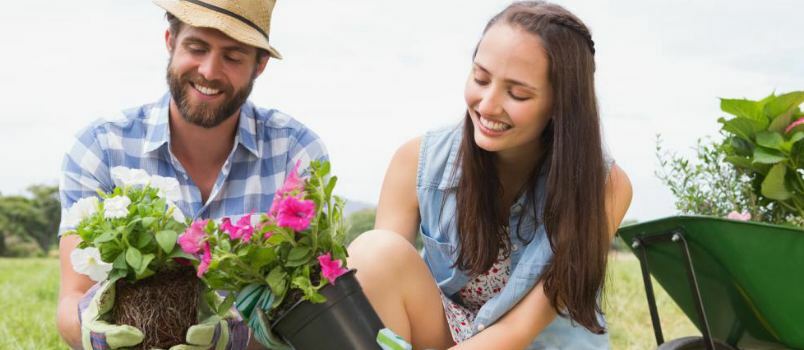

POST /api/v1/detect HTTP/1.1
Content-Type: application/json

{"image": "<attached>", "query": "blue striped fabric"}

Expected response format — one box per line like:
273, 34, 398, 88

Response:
58, 93, 328, 236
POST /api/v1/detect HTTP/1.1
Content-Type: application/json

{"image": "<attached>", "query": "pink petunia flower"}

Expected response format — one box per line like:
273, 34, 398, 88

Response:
235, 213, 255, 241
318, 253, 348, 284
178, 219, 208, 254
197, 242, 212, 277
785, 117, 804, 134
726, 211, 751, 221
221, 218, 238, 238
275, 196, 316, 232
279, 160, 304, 196
269, 161, 305, 217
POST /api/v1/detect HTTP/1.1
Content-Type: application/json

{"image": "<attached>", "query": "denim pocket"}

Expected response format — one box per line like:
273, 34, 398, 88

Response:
420, 233, 457, 283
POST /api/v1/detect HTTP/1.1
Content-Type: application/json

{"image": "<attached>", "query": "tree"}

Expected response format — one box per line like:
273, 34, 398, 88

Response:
345, 208, 376, 245
0, 184, 61, 256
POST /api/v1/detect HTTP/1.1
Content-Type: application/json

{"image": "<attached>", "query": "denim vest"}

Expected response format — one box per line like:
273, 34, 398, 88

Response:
416, 125, 610, 349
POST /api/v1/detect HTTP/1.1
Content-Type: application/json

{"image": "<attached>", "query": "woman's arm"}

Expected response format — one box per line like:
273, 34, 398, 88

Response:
452, 164, 633, 349
374, 137, 422, 244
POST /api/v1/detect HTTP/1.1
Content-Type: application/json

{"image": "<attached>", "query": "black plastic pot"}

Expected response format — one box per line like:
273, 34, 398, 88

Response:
272, 269, 384, 350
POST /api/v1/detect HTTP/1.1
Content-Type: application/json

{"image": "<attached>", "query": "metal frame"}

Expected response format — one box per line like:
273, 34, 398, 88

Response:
631, 230, 717, 350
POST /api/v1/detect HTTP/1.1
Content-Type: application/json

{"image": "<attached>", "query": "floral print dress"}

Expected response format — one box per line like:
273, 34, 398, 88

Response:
440, 247, 512, 343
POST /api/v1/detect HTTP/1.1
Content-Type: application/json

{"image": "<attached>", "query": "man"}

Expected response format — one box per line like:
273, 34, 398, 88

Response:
56, 0, 327, 348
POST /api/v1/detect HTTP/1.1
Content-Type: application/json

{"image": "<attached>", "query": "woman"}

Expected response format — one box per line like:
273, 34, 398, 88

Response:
348, 1, 632, 349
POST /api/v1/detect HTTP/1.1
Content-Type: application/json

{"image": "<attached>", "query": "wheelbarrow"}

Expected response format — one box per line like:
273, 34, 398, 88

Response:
617, 216, 804, 350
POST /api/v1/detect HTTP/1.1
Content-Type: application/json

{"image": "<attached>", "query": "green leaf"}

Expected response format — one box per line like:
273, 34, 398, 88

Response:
286, 246, 313, 267
99, 242, 122, 262
139, 254, 155, 274
781, 132, 804, 153
133, 232, 153, 249
167, 249, 195, 260
719, 117, 766, 141
752, 147, 786, 164
325, 176, 338, 198
141, 217, 157, 228
763, 91, 804, 119
755, 131, 784, 150
761, 163, 792, 200
108, 268, 127, 281
248, 247, 277, 270
266, 266, 287, 298
93, 231, 117, 245
156, 230, 178, 254
125, 247, 143, 271
729, 136, 754, 157
720, 98, 765, 121
217, 294, 236, 317
113, 252, 128, 269
135, 268, 155, 280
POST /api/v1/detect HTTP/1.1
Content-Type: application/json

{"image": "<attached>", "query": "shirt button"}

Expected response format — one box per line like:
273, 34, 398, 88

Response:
477, 324, 485, 331
512, 244, 519, 251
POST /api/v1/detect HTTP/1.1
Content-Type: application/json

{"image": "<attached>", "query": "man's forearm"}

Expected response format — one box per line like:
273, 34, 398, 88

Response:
57, 293, 83, 350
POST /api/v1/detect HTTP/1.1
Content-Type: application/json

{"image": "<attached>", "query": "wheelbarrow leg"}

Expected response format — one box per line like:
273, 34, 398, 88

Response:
633, 238, 665, 346
672, 232, 716, 350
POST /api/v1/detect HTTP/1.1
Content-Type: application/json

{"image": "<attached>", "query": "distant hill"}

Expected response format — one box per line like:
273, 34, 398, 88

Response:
344, 199, 375, 216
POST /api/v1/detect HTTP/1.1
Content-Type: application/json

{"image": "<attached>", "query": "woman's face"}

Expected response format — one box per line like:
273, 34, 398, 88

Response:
465, 23, 554, 160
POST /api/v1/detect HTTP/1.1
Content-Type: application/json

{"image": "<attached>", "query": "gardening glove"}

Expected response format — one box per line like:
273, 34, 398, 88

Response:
377, 328, 413, 350
235, 283, 293, 350
79, 281, 145, 349
78, 282, 248, 350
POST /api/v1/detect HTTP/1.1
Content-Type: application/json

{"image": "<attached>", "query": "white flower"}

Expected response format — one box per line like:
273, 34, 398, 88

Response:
70, 247, 113, 282
111, 167, 151, 188
63, 197, 100, 227
104, 196, 132, 219
167, 201, 186, 223
150, 175, 182, 202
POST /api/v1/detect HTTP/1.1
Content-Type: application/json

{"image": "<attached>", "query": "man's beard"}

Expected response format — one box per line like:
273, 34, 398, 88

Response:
166, 58, 255, 129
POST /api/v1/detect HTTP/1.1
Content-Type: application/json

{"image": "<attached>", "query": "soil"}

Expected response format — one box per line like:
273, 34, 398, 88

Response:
112, 266, 200, 350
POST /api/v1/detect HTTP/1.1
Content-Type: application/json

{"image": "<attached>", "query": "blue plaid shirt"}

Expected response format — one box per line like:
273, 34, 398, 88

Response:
58, 93, 328, 236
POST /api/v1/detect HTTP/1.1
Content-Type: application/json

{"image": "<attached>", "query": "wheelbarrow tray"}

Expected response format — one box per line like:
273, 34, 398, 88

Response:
617, 216, 804, 349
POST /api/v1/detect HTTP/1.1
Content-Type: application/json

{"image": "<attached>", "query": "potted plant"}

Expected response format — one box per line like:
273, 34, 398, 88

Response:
180, 161, 384, 349
64, 167, 206, 349
657, 90, 804, 226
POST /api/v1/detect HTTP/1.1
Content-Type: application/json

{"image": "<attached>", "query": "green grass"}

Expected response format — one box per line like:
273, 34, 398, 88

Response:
1, 255, 698, 349
0, 258, 70, 350
605, 252, 699, 349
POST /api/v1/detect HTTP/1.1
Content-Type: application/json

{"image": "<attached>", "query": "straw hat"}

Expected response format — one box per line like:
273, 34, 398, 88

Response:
153, 0, 282, 59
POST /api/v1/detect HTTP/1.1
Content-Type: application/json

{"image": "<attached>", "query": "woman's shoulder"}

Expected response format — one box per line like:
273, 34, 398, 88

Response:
418, 124, 463, 190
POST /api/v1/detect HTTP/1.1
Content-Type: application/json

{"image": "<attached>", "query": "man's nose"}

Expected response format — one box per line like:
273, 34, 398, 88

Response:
196, 54, 224, 82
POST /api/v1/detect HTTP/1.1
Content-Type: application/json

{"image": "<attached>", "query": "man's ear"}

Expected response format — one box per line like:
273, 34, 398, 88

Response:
254, 55, 270, 78
165, 29, 174, 53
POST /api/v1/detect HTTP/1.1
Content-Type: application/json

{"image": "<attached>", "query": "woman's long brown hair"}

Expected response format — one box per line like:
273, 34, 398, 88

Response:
452, 1, 609, 333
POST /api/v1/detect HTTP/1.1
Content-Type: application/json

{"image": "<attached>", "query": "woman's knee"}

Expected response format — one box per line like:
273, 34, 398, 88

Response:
348, 229, 420, 274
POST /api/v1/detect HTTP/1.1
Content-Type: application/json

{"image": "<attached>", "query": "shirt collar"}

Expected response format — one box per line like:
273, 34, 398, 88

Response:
141, 93, 261, 158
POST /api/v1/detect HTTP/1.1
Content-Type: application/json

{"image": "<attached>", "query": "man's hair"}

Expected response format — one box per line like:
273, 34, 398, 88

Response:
165, 12, 270, 61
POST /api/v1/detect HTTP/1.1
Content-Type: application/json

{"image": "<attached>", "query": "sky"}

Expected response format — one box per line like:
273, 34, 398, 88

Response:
0, 0, 802, 222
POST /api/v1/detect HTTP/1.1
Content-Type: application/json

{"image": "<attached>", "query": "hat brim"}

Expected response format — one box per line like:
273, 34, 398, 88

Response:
153, 0, 282, 59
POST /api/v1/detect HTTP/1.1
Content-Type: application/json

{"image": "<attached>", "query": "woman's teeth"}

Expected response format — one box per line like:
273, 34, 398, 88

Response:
192, 83, 221, 96
480, 116, 511, 131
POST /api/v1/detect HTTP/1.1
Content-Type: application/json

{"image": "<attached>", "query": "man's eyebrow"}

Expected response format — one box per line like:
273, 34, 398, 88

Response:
474, 62, 538, 91
182, 37, 209, 47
